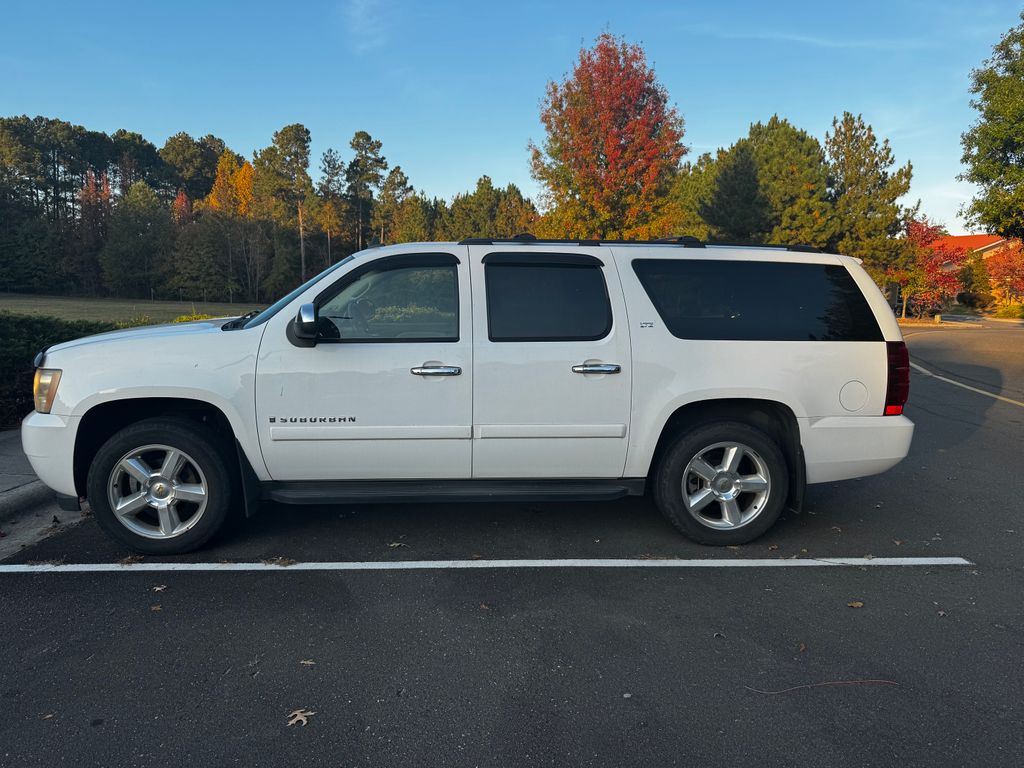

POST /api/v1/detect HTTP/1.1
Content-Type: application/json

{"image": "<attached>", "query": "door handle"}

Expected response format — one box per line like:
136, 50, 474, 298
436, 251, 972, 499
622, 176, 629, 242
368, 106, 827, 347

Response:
572, 363, 621, 374
411, 365, 462, 376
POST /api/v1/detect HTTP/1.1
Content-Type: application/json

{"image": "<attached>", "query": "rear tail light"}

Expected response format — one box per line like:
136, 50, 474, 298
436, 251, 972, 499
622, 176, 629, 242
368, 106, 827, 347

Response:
884, 341, 909, 415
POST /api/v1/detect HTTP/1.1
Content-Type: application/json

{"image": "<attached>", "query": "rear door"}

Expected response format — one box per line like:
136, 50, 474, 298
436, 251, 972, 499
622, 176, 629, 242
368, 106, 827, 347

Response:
468, 245, 632, 478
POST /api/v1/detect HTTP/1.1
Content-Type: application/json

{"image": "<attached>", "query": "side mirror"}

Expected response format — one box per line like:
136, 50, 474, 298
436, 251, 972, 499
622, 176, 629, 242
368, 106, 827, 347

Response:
292, 303, 318, 342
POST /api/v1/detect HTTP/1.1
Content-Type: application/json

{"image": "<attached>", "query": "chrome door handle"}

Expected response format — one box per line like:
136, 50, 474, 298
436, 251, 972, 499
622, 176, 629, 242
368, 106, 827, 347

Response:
572, 363, 621, 374
411, 365, 462, 376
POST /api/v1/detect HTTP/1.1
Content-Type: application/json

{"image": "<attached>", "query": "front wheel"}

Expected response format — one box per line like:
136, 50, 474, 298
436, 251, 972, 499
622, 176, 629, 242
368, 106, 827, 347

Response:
87, 418, 234, 554
653, 421, 789, 546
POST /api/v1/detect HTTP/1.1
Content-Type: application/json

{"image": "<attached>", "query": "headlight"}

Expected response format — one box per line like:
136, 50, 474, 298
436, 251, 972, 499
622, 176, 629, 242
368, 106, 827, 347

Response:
33, 369, 62, 413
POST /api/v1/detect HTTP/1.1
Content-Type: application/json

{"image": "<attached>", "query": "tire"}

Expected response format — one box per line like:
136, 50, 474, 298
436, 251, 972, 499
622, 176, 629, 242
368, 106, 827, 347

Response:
87, 418, 235, 555
653, 421, 789, 546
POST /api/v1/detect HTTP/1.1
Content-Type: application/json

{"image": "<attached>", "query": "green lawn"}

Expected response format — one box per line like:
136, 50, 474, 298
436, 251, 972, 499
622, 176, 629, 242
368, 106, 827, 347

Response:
0, 293, 262, 323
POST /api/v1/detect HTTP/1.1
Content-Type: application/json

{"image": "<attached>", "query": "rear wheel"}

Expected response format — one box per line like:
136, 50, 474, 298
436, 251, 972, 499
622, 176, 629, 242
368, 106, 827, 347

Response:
87, 418, 234, 554
654, 421, 788, 545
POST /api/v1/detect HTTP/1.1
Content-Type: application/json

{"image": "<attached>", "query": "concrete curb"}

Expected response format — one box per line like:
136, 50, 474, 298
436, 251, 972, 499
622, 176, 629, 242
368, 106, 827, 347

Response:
0, 480, 52, 525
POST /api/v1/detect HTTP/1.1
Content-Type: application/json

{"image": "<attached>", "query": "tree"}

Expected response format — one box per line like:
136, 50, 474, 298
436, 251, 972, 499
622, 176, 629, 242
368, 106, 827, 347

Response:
960, 12, 1024, 238
373, 166, 412, 243
110, 129, 162, 197
99, 181, 174, 297
70, 170, 112, 294
495, 183, 538, 236
662, 153, 717, 240
160, 132, 230, 200
345, 131, 388, 250
826, 112, 913, 274
530, 33, 686, 239
392, 193, 432, 242
747, 116, 835, 247
253, 124, 312, 279
317, 148, 347, 261
699, 142, 769, 241
206, 151, 242, 214
986, 241, 1024, 304
891, 218, 969, 318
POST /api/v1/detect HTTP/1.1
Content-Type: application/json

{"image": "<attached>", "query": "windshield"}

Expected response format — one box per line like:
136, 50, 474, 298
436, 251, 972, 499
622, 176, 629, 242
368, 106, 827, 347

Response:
236, 256, 355, 330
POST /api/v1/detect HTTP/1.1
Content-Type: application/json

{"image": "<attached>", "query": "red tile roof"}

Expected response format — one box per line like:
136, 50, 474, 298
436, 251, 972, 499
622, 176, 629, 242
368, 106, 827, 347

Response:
930, 234, 1005, 252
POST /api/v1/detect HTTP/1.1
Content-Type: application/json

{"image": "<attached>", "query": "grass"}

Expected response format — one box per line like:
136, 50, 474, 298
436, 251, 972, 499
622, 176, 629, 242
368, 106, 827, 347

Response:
0, 293, 261, 323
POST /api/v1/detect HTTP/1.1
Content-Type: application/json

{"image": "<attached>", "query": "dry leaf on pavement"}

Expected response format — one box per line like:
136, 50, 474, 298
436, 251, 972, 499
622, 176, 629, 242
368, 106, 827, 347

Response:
288, 708, 316, 726
300, 659, 316, 666
848, 601, 865, 609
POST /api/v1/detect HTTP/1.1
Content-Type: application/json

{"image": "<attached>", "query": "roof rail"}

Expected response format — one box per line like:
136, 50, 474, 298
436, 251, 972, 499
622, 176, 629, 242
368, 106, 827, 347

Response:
456, 234, 822, 253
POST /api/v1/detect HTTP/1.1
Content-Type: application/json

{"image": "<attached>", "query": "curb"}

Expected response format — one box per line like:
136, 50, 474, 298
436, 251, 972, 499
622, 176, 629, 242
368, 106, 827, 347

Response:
0, 480, 52, 525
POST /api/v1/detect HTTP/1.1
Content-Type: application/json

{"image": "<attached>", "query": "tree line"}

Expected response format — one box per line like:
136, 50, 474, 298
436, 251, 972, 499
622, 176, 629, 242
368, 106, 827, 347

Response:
0, 119, 537, 302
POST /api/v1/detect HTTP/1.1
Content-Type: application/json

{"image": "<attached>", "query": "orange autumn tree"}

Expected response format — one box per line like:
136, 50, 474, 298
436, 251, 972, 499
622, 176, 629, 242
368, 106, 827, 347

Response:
530, 34, 686, 239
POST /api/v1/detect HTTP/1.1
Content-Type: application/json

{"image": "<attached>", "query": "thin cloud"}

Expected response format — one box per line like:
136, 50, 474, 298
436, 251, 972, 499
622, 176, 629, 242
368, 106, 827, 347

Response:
343, 0, 390, 55
671, 20, 935, 51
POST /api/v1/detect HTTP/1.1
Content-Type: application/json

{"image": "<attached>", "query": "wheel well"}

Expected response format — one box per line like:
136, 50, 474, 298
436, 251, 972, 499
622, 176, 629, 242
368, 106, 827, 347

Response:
73, 398, 237, 497
648, 398, 805, 510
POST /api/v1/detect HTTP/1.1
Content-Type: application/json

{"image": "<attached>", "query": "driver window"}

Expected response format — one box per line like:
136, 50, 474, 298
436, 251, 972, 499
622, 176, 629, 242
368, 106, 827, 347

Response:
318, 264, 458, 342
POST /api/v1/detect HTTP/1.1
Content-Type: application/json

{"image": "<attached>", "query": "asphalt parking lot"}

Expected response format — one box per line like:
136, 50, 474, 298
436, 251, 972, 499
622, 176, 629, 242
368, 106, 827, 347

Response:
1, 322, 1022, 767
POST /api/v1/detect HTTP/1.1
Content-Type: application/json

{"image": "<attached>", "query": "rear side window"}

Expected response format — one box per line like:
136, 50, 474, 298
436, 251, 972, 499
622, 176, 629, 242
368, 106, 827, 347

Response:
485, 261, 612, 342
631, 259, 883, 341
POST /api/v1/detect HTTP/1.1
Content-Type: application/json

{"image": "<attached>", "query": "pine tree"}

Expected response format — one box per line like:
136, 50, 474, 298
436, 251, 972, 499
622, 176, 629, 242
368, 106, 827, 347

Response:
826, 112, 913, 274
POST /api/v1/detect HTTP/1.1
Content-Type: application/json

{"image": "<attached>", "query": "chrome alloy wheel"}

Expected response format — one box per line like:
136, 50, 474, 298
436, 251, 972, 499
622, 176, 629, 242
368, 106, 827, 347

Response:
107, 444, 209, 540
682, 441, 771, 530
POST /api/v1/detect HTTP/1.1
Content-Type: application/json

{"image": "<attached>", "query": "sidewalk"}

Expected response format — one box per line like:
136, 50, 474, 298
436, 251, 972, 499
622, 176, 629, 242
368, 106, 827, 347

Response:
0, 428, 50, 522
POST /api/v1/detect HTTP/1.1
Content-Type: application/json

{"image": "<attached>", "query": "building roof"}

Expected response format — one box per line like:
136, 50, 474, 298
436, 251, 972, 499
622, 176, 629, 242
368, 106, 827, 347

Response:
930, 234, 1005, 252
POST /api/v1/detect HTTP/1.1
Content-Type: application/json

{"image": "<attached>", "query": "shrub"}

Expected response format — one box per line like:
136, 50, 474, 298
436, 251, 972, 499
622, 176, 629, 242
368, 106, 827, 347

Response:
0, 312, 116, 427
173, 313, 215, 323
993, 303, 1024, 319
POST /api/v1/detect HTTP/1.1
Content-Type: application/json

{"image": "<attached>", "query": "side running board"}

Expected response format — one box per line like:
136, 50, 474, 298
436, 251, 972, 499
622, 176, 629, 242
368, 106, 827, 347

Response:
262, 479, 645, 505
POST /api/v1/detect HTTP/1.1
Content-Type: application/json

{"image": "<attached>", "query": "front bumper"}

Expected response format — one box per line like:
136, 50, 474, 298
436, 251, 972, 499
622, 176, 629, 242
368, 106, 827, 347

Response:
800, 414, 914, 484
21, 411, 80, 498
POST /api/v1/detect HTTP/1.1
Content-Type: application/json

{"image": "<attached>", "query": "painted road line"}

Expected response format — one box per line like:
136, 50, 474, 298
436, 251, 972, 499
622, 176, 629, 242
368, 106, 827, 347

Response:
910, 361, 1024, 408
0, 557, 973, 574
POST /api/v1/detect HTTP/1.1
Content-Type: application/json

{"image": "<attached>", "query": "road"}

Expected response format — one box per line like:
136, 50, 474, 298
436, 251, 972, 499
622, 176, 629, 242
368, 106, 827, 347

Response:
1, 323, 1022, 767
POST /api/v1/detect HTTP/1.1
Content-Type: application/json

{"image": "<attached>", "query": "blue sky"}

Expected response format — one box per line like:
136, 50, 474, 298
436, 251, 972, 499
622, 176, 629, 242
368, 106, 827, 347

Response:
3, 0, 1020, 233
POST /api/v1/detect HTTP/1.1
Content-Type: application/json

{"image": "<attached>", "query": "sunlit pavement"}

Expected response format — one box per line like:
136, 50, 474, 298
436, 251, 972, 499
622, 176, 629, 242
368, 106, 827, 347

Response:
1, 325, 1021, 767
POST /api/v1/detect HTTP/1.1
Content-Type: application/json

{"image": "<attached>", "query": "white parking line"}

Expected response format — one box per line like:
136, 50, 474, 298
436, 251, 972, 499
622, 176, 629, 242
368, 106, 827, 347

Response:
910, 361, 1024, 408
0, 557, 973, 573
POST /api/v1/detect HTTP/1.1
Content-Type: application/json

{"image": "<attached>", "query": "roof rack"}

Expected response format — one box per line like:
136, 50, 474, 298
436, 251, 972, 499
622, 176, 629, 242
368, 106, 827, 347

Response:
457, 234, 821, 253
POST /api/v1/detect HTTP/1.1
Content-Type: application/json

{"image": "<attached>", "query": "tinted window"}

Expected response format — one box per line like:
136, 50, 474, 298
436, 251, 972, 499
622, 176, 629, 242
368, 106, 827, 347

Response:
485, 263, 612, 341
631, 259, 883, 341
318, 264, 458, 341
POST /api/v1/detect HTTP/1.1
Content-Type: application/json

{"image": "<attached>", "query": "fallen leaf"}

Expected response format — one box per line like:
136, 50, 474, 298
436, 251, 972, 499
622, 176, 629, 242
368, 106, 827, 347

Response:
42, 713, 54, 720
152, 585, 166, 592
387, 542, 408, 549
767, 544, 779, 551
798, 643, 807, 653
480, 602, 492, 610
287, 708, 316, 727
151, 605, 162, 612
893, 539, 903, 546
263, 557, 296, 567
831, 526, 842, 533
622, 693, 632, 699
937, 610, 947, 617
726, 545, 740, 550
299, 659, 316, 667
470, 553, 482, 560
848, 601, 864, 609
713, 632, 726, 639
119, 554, 143, 565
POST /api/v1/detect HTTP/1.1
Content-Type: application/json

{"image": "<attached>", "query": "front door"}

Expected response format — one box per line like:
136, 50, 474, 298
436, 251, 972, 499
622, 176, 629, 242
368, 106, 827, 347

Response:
468, 246, 632, 478
255, 249, 473, 481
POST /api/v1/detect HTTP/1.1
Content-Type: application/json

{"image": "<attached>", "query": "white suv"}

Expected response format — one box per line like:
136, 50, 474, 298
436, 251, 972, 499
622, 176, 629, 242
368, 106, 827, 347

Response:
21, 236, 913, 553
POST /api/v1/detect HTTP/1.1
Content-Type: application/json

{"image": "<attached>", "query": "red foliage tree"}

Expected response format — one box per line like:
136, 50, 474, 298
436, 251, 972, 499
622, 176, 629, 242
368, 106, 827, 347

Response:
985, 240, 1024, 303
891, 218, 969, 317
172, 189, 194, 226
530, 34, 686, 239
